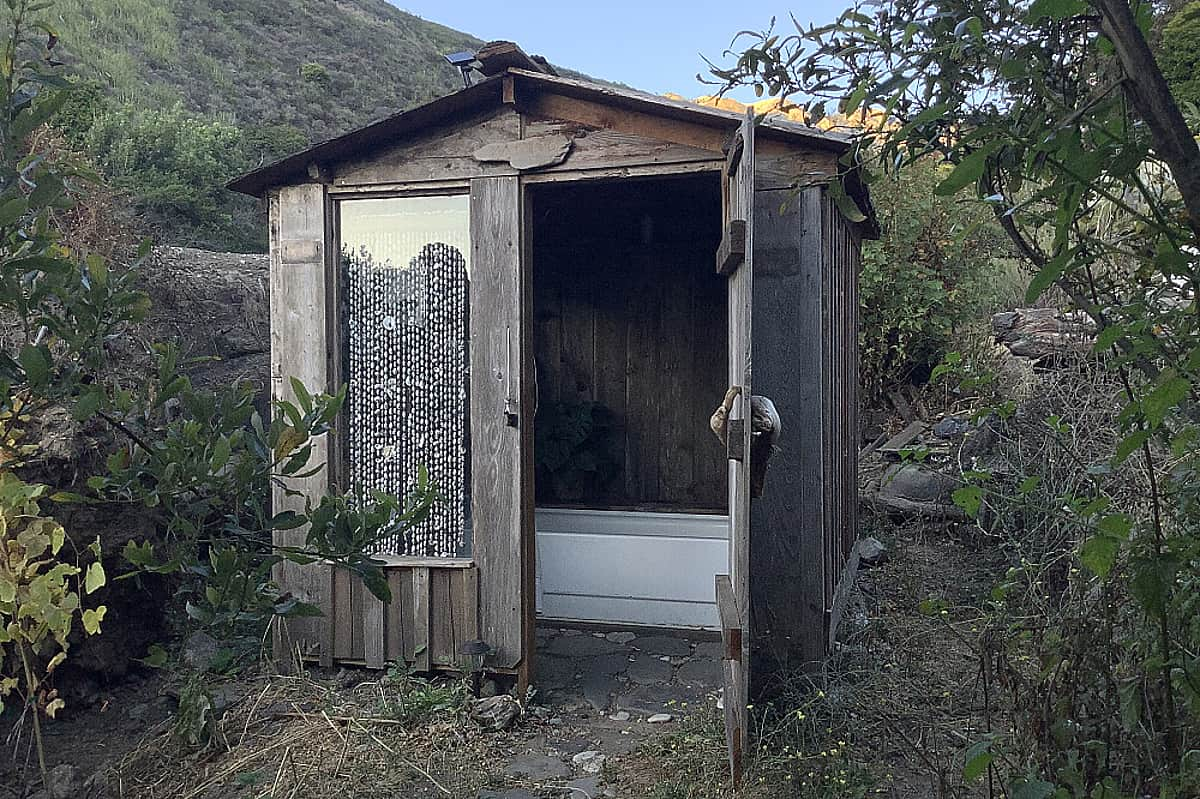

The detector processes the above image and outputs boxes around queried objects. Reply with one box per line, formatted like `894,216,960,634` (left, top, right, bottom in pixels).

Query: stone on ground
647,713,674,723
572,749,606,774
503,753,572,780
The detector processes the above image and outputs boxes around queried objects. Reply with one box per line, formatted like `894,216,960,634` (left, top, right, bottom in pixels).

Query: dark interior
530,173,728,513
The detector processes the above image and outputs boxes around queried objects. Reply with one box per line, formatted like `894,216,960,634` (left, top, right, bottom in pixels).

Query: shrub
859,157,1013,399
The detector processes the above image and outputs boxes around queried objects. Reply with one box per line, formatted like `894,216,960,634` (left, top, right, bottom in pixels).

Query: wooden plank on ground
878,421,927,458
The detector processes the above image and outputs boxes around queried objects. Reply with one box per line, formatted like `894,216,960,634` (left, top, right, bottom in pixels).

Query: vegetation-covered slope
55,0,481,141
49,0,483,251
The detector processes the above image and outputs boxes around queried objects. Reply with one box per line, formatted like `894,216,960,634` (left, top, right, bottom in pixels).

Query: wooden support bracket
715,574,743,662
724,131,745,178
716,219,747,275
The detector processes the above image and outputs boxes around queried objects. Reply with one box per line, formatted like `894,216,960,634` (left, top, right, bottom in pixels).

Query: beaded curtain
344,241,471,556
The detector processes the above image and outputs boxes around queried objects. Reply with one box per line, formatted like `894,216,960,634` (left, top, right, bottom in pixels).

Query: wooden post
469,176,527,672
269,182,334,668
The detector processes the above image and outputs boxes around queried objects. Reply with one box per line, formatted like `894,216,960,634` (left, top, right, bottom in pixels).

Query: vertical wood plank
413,566,432,672
398,568,415,666
270,182,333,668
349,574,364,661
363,583,386,669
333,568,352,661
431,570,456,666
385,569,403,663
658,256,694,501
470,174,526,670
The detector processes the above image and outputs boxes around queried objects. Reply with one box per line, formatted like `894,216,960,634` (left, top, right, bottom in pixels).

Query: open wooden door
469,176,532,684
715,109,754,787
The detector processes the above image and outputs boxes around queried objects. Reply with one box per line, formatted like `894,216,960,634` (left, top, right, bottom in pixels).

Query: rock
960,417,1000,459
857,536,888,567
44,764,81,799
503,753,572,780
183,631,222,671
873,463,966,520
626,657,672,685
692,641,724,660
564,776,603,797
932,416,969,438
605,631,636,644
608,710,631,722
208,684,242,716
480,678,500,698
572,750,607,774
478,790,539,799
545,635,625,658
647,713,673,723
675,658,721,686
581,672,622,712
630,635,691,657
469,695,522,731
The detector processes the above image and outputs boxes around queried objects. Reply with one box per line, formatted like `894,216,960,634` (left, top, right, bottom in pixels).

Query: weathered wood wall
748,184,862,694
331,561,478,670
823,194,862,646
531,182,729,510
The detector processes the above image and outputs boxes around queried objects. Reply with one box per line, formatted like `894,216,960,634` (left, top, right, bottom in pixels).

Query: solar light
459,639,492,696
444,51,477,88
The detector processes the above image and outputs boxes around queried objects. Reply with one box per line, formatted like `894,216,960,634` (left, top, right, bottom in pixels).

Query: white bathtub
534,507,730,630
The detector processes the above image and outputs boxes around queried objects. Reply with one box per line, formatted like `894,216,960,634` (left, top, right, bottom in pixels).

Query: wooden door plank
470,176,526,669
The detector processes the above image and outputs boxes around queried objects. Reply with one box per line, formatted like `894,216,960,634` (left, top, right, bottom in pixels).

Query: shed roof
227,67,856,198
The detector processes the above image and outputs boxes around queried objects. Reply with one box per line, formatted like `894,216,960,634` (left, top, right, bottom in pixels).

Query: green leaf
1080,535,1119,578
962,738,993,781
1113,429,1149,464
952,485,983,518
18,344,50,387
1026,0,1086,21
1010,777,1056,799
1025,250,1071,304
1143,375,1190,428
274,425,306,462
828,178,867,223
934,144,996,196
290,377,313,415
84,561,106,594
82,606,107,634
137,644,168,668
210,436,231,473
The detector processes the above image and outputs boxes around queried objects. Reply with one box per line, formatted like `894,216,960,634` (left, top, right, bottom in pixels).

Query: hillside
54,0,482,143
45,0,486,251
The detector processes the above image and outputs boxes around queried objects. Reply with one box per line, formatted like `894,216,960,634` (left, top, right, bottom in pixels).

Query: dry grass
104,671,562,799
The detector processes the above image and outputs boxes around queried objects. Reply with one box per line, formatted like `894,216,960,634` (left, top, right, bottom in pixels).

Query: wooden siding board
470,176,526,669
413,566,432,672
431,569,456,666
270,182,333,668
748,185,829,684
333,108,521,186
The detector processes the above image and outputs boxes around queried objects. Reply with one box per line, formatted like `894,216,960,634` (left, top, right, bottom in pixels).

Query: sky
389,0,850,102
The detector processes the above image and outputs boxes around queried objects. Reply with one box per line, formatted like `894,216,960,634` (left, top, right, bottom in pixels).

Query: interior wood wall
532,234,728,511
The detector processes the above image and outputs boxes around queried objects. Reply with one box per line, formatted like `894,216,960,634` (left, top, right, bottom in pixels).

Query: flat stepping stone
503,753,571,780
605,631,636,644
581,672,623,712
626,656,671,685
565,776,602,797
691,641,724,660
614,683,678,713
676,657,722,686
631,635,691,657
535,655,580,689
479,791,539,799
545,635,626,658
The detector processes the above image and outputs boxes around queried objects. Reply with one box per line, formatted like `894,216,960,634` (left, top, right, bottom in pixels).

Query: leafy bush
299,61,330,86
1160,3,1200,111
859,158,1013,397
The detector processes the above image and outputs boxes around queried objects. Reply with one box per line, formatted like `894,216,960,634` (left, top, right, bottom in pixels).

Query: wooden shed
230,45,875,771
